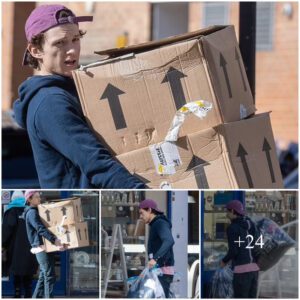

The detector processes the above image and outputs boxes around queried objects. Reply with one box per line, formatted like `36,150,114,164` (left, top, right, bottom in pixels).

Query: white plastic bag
210,266,233,298
127,267,165,298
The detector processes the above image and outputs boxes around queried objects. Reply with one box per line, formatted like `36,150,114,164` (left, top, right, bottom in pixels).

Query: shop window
256,2,274,51
68,192,99,296
202,3,229,27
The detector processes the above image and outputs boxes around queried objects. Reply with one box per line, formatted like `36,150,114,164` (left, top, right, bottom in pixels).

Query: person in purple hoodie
221,200,260,298
13,4,146,189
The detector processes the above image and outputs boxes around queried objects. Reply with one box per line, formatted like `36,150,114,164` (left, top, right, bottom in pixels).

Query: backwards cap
23,4,93,65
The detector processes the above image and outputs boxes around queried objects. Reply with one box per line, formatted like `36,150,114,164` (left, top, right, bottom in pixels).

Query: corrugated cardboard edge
39,197,80,207
196,41,223,125
187,130,238,188
72,71,90,121
217,133,239,188
95,25,227,57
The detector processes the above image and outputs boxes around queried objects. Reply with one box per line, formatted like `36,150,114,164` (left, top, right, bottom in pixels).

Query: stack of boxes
38,198,89,252
73,25,283,188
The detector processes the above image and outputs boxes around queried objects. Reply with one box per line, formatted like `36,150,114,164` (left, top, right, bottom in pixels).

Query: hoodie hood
232,215,253,231
150,214,172,228
13,74,77,129
22,205,36,220
5,198,26,212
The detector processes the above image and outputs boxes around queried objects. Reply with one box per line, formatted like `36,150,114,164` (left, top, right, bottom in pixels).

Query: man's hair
141,207,161,215
228,208,243,217
27,29,86,69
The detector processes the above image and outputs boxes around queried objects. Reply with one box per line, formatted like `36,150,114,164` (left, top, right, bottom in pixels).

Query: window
256,3,275,50
202,3,229,27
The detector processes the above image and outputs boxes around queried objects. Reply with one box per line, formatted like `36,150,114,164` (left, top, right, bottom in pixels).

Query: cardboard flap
219,113,283,188
40,199,74,208
95,25,226,58
201,26,255,121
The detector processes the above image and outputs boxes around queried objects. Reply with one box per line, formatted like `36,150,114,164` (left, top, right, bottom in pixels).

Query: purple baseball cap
23,4,93,66
139,199,163,214
226,200,245,215
24,190,39,202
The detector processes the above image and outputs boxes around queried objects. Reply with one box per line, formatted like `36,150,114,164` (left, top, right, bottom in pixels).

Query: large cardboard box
73,25,255,155
116,113,283,188
38,198,84,227
43,222,89,253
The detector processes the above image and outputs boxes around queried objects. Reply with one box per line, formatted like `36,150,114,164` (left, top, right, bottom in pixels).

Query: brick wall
38,2,151,63
2,2,34,110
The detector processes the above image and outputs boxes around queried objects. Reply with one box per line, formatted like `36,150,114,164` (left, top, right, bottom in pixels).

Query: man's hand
54,239,62,247
220,260,226,268
58,244,67,251
148,259,157,269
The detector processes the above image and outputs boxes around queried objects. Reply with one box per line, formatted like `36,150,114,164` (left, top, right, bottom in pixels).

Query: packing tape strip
55,216,67,236
150,100,212,175
165,100,213,142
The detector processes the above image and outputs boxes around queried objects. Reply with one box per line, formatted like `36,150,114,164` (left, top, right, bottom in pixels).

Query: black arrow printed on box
262,137,276,183
100,83,127,130
186,155,210,189
61,207,67,216
220,53,233,98
78,229,82,240
236,143,254,188
84,228,87,240
235,48,247,92
45,209,51,222
161,67,187,110
66,230,71,243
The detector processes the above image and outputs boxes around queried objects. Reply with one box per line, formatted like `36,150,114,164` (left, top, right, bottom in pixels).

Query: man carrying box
13,4,146,189
24,190,65,298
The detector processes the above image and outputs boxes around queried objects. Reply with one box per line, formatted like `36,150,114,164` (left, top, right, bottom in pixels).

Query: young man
23,190,64,298
139,199,175,298
13,4,146,189
221,200,260,298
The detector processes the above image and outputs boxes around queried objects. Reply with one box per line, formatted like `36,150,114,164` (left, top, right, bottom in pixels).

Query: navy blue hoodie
23,206,57,248
13,75,146,189
222,216,258,268
148,214,175,267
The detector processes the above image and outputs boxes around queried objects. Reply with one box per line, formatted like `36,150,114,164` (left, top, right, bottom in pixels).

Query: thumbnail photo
201,190,298,298
2,190,99,298
101,190,199,298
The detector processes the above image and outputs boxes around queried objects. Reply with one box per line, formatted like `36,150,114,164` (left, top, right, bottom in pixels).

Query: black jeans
13,275,33,298
33,252,56,298
233,271,259,298
158,274,174,298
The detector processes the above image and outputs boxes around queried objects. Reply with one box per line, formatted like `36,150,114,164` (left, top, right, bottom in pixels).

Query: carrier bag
127,267,165,298
210,266,234,298
252,217,296,271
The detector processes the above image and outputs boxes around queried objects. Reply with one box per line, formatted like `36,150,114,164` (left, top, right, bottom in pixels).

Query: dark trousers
233,271,259,298
33,252,56,298
158,274,174,298
13,275,33,298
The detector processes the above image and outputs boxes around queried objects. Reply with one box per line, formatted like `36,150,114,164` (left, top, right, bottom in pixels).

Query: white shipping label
150,142,182,175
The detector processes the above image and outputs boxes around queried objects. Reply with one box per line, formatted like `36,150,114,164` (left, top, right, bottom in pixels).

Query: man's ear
27,43,43,60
